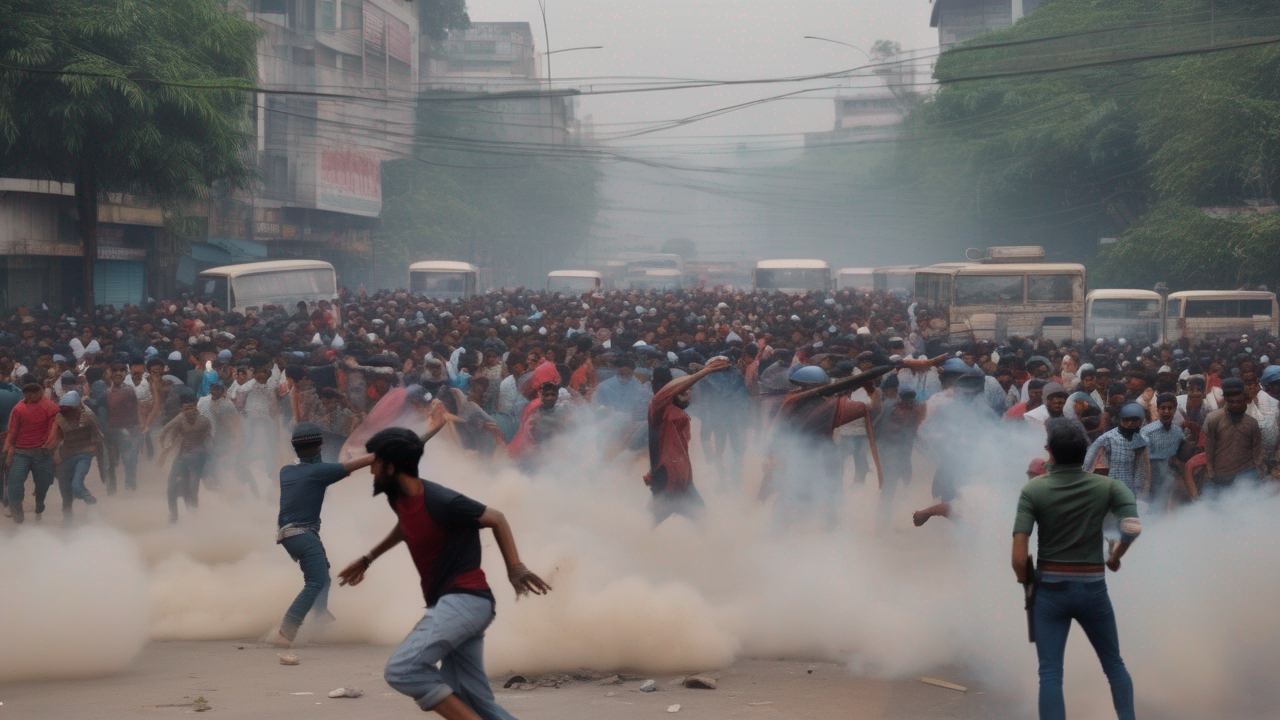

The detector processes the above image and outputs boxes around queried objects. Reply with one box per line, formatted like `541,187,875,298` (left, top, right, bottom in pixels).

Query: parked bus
1085,289,1163,344
836,267,875,292
872,265,918,297
409,261,479,300
754,259,832,294
626,268,684,291
546,270,602,294
914,262,1087,342
1164,290,1279,341
196,260,337,314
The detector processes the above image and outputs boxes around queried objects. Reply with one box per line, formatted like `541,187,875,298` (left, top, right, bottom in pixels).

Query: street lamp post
803,35,908,111
1155,281,1170,345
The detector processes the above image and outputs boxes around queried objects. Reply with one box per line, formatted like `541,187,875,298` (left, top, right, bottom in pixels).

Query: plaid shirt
1140,420,1185,461
1085,428,1150,494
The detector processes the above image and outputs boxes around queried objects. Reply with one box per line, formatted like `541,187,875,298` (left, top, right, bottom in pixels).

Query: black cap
291,422,323,447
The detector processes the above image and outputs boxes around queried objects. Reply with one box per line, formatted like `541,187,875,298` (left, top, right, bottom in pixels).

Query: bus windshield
1091,298,1160,319
194,275,229,309
411,271,473,299
755,268,829,291
549,276,599,293
954,274,1023,306
837,272,873,290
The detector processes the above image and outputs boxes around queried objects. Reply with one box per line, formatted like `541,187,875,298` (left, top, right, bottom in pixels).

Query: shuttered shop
93,260,145,308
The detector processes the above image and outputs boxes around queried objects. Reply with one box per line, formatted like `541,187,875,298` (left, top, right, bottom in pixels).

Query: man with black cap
1202,377,1264,494
269,422,377,647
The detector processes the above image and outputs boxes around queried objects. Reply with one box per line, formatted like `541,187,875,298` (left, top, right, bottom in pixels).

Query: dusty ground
0,641,1012,719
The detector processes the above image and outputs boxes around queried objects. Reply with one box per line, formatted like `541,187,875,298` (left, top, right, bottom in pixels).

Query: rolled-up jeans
58,453,95,499
1034,579,1135,720
279,531,331,632
384,594,513,719
7,448,55,512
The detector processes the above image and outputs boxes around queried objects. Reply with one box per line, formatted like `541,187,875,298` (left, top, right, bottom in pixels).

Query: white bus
626,268,684,291
1085,289,1163,344
872,265,918,297
1164,290,1279,342
754,259,832,294
409,261,479,300
196,260,337,314
836,267,875,292
914,262,1087,342
546,269,602,294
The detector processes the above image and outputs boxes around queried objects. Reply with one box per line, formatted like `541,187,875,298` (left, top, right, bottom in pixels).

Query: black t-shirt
393,480,494,607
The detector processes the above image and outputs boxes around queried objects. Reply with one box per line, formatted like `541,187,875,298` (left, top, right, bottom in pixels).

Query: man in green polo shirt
1012,418,1142,720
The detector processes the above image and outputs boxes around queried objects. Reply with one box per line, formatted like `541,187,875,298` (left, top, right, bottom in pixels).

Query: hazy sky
471,0,938,143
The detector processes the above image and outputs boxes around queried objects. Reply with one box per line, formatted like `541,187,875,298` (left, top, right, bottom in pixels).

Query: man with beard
1025,382,1070,429
338,428,550,720
1005,378,1046,420
1202,377,1264,495
1085,403,1151,498
646,357,732,524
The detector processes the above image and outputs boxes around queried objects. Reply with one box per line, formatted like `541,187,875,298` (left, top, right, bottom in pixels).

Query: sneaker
10,504,23,524
83,494,98,505
34,499,45,516
265,629,293,648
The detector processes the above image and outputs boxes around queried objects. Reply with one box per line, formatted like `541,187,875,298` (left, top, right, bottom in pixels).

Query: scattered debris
918,677,967,693
503,676,528,689
747,701,774,706
807,666,815,674
667,704,681,713
278,653,300,666
517,684,538,692
536,673,576,688
598,675,622,686
236,646,245,650
640,680,658,693
288,692,314,696
328,687,364,699
193,697,211,713
683,676,717,690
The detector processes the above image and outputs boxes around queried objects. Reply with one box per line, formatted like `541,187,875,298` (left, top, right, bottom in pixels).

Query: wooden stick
918,676,967,693
865,412,884,490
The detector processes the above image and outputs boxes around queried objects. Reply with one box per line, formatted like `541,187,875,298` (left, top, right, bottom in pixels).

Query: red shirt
648,382,693,493
8,397,58,450
393,482,492,607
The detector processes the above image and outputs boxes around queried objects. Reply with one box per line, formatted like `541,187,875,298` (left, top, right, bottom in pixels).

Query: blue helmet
939,357,969,376
1118,403,1146,421
789,365,828,386
1261,364,1280,387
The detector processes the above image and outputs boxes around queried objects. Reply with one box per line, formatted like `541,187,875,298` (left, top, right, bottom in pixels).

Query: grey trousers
384,594,515,719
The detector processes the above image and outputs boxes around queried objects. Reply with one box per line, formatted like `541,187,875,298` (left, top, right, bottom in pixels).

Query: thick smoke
5,405,1280,718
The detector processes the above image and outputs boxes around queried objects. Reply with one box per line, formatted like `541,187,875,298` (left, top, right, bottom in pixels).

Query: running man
338,428,550,720
646,357,731,524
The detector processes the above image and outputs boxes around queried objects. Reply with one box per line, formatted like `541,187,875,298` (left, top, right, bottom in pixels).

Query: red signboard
317,148,382,217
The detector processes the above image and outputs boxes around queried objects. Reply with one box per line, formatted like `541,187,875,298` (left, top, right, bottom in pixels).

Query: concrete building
931,0,1054,50
0,180,161,310
804,74,906,148
184,0,421,293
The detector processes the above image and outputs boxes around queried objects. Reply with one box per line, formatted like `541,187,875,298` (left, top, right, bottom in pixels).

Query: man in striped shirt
1013,418,1141,720
1084,403,1150,496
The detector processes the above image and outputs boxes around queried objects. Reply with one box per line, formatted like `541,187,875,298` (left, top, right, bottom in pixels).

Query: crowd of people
2,284,1276,720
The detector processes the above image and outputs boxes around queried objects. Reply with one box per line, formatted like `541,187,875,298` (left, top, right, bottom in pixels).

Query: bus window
236,268,335,300
195,276,229,308
1185,299,1237,318
411,272,472,297
1027,275,1074,303
755,268,829,291
954,275,1023,306
1090,298,1160,318
1241,298,1273,317
1166,298,1181,317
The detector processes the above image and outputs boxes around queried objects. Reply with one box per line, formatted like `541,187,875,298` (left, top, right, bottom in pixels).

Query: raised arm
787,365,893,404
657,357,731,399
478,507,551,597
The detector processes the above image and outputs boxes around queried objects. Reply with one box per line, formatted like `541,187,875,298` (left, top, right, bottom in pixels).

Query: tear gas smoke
5,404,1280,719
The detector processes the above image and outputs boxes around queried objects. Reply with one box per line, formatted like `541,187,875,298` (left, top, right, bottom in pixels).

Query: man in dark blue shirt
269,422,374,647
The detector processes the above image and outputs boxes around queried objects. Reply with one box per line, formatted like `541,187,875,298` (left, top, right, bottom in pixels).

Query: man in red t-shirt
339,428,550,720
647,357,732,524
5,382,59,523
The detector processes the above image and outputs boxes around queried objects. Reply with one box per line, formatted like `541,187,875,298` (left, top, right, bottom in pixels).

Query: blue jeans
105,427,141,491
1034,580,1135,720
167,450,207,517
7,448,55,513
385,594,513,718
280,531,331,634
58,453,95,499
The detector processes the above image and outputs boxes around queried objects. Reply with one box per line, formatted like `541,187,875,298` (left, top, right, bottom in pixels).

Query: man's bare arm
1012,533,1031,584
478,507,551,597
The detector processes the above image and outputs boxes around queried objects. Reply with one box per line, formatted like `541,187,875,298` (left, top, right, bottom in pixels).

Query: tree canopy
891,0,1280,289
0,0,259,307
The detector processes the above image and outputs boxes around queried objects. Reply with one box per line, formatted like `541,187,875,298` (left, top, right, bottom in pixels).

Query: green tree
417,0,471,41
892,0,1280,287
0,0,259,308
